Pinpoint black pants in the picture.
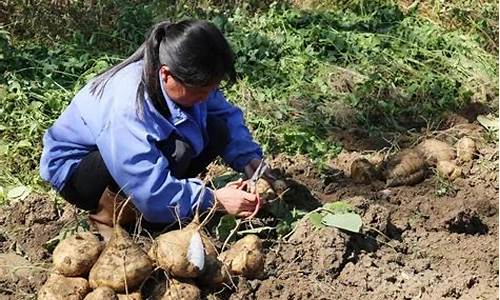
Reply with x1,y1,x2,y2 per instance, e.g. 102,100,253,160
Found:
60,117,229,212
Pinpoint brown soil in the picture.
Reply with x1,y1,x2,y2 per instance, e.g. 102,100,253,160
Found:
0,195,78,298
0,123,498,300
232,123,499,299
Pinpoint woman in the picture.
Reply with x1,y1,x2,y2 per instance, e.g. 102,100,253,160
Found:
40,20,273,235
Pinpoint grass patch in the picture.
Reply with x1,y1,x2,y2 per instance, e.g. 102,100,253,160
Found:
0,0,497,197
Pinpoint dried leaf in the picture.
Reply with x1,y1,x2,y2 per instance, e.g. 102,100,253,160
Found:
477,114,498,131
7,185,30,201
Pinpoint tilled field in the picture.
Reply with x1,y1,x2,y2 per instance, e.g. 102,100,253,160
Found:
0,121,498,300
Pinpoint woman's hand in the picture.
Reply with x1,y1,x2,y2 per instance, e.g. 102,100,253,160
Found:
214,184,260,218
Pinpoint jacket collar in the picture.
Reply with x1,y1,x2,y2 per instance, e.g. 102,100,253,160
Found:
159,73,188,126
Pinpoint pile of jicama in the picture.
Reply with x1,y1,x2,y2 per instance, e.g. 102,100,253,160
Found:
39,213,265,299
349,137,477,187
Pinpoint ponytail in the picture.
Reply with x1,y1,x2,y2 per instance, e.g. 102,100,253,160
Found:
139,21,172,117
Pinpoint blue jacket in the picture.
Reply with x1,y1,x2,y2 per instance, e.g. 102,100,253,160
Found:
40,61,262,223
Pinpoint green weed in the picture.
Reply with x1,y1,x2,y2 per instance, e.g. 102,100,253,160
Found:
434,173,458,197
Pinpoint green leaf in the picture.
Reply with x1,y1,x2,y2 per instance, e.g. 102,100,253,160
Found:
322,212,362,233
0,143,8,155
211,172,242,189
308,212,325,230
16,140,31,148
29,101,42,109
276,221,293,237
323,201,353,214
215,215,237,241
0,186,4,203
267,199,293,220
42,236,60,253
291,207,307,219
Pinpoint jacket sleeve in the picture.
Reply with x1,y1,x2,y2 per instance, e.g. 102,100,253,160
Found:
206,90,263,172
95,106,214,224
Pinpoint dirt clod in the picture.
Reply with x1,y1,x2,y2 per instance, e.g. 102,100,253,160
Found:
350,158,379,184
362,204,391,235
253,220,353,299
444,209,488,235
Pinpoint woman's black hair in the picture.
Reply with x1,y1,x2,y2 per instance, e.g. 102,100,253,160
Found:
90,20,236,118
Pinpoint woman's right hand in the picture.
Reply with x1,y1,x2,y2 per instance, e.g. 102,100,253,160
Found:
214,182,259,218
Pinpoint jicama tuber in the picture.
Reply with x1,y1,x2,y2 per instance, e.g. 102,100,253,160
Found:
38,273,90,300
256,179,277,201
88,226,152,293
149,218,217,278
151,278,200,300
416,139,455,165
116,292,142,300
382,149,427,187
83,286,117,300
456,137,476,162
53,232,103,277
219,234,264,279
197,255,230,288
437,160,462,180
